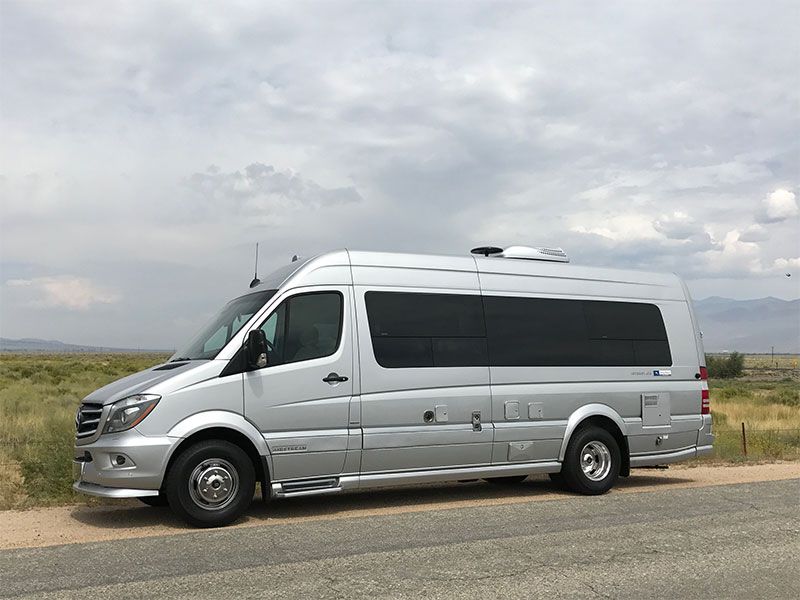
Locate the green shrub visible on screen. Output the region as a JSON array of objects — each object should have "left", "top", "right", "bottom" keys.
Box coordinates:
[
  {"left": 712, "top": 385, "right": 752, "bottom": 400},
  {"left": 706, "top": 352, "right": 744, "bottom": 379},
  {"left": 765, "top": 387, "right": 800, "bottom": 407}
]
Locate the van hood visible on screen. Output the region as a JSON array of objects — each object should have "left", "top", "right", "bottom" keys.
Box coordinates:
[{"left": 82, "top": 360, "right": 209, "bottom": 406}]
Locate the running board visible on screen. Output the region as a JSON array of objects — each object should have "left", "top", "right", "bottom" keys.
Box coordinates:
[
  {"left": 342, "top": 461, "right": 562, "bottom": 489},
  {"left": 270, "top": 461, "right": 562, "bottom": 499},
  {"left": 271, "top": 477, "right": 342, "bottom": 498}
]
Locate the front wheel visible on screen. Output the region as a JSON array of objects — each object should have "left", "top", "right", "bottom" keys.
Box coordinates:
[
  {"left": 165, "top": 440, "right": 255, "bottom": 527},
  {"left": 561, "top": 426, "right": 620, "bottom": 495}
]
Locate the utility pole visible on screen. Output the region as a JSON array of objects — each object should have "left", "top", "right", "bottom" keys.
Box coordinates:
[{"left": 771, "top": 345, "right": 775, "bottom": 367}]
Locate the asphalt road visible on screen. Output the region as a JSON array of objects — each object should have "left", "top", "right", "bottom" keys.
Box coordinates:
[{"left": 1, "top": 478, "right": 798, "bottom": 599}]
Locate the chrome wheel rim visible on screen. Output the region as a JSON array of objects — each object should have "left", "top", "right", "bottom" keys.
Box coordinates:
[
  {"left": 188, "top": 458, "right": 239, "bottom": 511},
  {"left": 580, "top": 441, "right": 612, "bottom": 481}
]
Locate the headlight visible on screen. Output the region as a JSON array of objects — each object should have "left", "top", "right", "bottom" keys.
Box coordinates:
[{"left": 103, "top": 394, "right": 160, "bottom": 434}]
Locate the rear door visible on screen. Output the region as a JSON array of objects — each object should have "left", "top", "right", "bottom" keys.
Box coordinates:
[{"left": 243, "top": 286, "right": 356, "bottom": 481}]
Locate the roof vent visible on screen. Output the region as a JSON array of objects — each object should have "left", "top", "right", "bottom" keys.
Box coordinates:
[{"left": 471, "top": 245, "right": 569, "bottom": 263}]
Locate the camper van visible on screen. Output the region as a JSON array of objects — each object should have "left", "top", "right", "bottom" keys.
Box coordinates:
[{"left": 73, "top": 247, "right": 713, "bottom": 527}]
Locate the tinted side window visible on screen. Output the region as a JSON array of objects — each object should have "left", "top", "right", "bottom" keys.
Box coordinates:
[
  {"left": 260, "top": 292, "right": 342, "bottom": 366},
  {"left": 365, "top": 291, "right": 487, "bottom": 368},
  {"left": 483, "top": 297, "right": 591, "bottom": 366},
  {"left": 484, "top": 297, "right": 671, "bottom": 367},
  {"left": 583, "top": 300, "right": 671, "bottom": 365}
]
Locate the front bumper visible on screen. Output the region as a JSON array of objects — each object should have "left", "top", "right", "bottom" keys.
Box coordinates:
[
  {"left": 73, "top": 428, "right": 177, "bottom": 496},
  {"left": 73, "top": 481, "right": 160, "bottom": 499}
]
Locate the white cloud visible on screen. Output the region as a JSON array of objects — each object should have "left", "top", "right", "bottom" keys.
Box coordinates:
[
  {"left": 758, "top": 189, "right": 798, "bottom": 222},
  {"left": 5, "top": 277, "right": 120, "bottom": 310},
  {"left": 701, "top": 230, "right": 763, "bottom": 276},
  {"left": 570, "top": 214, "right": 661, "bottom": 241},
  {"left": 773, "top": 257, "right": 800, "bottom": 271}
]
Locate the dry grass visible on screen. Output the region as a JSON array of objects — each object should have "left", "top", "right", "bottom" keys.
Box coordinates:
[
  {"left": 0, "top": 352, "right": 797, "bottom": 508},
  {"left": 0, "top": 353, "right": 169, "bottom": 509},
  {"left": 741, "top": 354, "right": 799, "bottom": 370},
  {"left": 712, "top": 386, "right": 800, "bottom": 430},
  {"left": 706, "top": 379, "right": 800, "bottom": 461}
]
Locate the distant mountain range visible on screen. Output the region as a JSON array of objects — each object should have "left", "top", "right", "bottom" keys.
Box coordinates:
[
  {"left": 0, "top": 338, "right": 170, "bottom": 353},
  {"left": 694, "top": 296, "right": 799, "bottom": 353},
  {"left": 2, "top": 297, "right": 798, "bottom": 354}
]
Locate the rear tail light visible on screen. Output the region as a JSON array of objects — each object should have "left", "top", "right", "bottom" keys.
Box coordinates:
[{"left": 700, "top": 366, "right": 710, "bottom": 414}]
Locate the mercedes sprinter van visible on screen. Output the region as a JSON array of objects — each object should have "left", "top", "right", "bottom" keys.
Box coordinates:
[{"left": 73, "top": 247, "right": 713, "bottom": 526}]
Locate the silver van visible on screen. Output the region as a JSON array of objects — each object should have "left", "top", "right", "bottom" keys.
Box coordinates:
[{"left": 73, "top": 246, "right": 714, "bottom": 527}]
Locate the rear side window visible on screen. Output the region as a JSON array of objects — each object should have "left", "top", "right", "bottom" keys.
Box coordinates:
[
  {"left": 482, "top": 297, "right": 591, "bottom": 366},
  {"left": 483, "top": 297, "right": 671, "bottom": 367},
  {"left": 365, "top": 291, "right": 487, "bottom": 367},
  {"left": 365, "top": 291, "right": 671, "bottom": 368}
]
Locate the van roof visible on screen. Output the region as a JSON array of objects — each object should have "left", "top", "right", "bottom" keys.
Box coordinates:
[{"left": 250, "top": 249, "right": 686, "bottom": 302}]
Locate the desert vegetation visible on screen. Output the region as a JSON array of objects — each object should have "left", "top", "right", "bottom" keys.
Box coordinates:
[
  {"left": 0, "top": 353, "right": 169, "bottom": 509},
  {"left": 0, "top": 352, "right": 797, "bottom": 509}
]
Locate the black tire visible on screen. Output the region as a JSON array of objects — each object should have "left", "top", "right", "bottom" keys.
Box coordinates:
[
  {"left": 138, "top": 493, "right": 168, "bottom": 507},
  {"left": 548, "top": 472, "right": 563, "bottom": 485},
  {"left": 484, "top": 475, "right": 528, "bottom": 485},
  {"left": 561, "top": 426, "right": 620, "bottom": 495},
  {"left": 165, "top": 440, "right": 255, "bottom": 528}
]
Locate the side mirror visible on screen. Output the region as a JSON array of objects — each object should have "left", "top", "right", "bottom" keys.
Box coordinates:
[{"left": 245, "top": 329, "right": 268, "bottom": 369}]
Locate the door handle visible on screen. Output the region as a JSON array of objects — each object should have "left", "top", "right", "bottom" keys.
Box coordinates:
[
  {"left": 322, "top": 372, "right": 349, "bottom": 384},
  {"left": 472, "top": 410, "right": 482, "bottom": 432}
]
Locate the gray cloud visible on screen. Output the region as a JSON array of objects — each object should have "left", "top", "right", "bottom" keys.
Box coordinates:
[
  {"left": 184, "top": 163, "right": 362, "bottom": 224},
  {"left": 739, "top": 224, "right": 770, "bottom": 243},
  {"left": 1, "top": 0, "right": 798, "bottom": 347}
]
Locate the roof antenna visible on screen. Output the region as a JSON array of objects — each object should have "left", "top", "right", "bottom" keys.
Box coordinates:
[
  {"left": 249, "top": 243, "right": 261, "bottom": 288},
  {"left": 470, "top": 246, "right": 504, "bottom": 257}
]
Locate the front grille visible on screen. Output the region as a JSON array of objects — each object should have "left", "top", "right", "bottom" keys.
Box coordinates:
[{"left": 75, "top": 403, "right": 104, "bottom": 439}]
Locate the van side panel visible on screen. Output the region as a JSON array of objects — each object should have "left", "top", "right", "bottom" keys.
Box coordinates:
[
  {"left": 474, "top": 260, "right": 704, "bottom": 466},
  {"left": 350, "top": 256, "right": 494, "bottom": 474}
]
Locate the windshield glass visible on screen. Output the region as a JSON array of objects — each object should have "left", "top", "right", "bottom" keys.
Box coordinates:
[{"left": 171, "top": 290, "right": 277, "bottom": 361}]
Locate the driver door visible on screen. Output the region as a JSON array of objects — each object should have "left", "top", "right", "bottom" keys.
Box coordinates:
[{"left": 243, "top": 286, "right": 355, "bottom": 482}]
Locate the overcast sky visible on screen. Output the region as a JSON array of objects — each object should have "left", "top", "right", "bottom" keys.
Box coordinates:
[{"left": 1, "top": 1, "right": 798, "bottom": 349}]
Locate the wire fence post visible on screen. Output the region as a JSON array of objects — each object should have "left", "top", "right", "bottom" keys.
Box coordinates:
[{"left": 741, "top": 422, "right": 748, "bottom": 457}]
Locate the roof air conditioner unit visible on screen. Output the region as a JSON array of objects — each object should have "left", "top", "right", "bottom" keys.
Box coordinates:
[{"left": 470, "top": 245, "right": 569, "bottom": 263}]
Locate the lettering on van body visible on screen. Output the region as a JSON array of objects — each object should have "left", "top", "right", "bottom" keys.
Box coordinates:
[{"left": 271, "top": 444, "right": 309, "bottom": 453}]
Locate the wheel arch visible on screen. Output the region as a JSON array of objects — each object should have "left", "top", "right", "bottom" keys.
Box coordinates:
[
  {"left": 559, "top": 404, "right": 630, "bottom": 477},
  {"left": 163, "top": 411, "right": 272, "bottom": 497}
]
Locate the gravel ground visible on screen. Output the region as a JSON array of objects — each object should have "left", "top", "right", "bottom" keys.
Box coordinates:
[
  {"left": 0, "top": 462, "right": 800, "bottom": 549},
  {"left": 0, "top": 475, "right": 798, "bottom": 599},
  {"left": 1, "top": 461, "right": 798, "bottom": 550}
]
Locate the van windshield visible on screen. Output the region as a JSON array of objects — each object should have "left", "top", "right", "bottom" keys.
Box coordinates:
[{"left": 171, "top": 290, "right": 277, "bottom": 361}]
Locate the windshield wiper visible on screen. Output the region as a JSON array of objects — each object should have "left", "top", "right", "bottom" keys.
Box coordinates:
[{"left": 169, "top": 357, "right": 193, "bottom": 362}]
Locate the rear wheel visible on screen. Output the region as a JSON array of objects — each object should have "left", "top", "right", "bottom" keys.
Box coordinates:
[
  {"left": 561, "top": 426, "right": 620, "bottom": 495},
  {"left": 165, "top": 440, "right": 255, "bottom": 527},
  {"left": 484, "top": 475, "right": 528, "bottom": 485}
]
